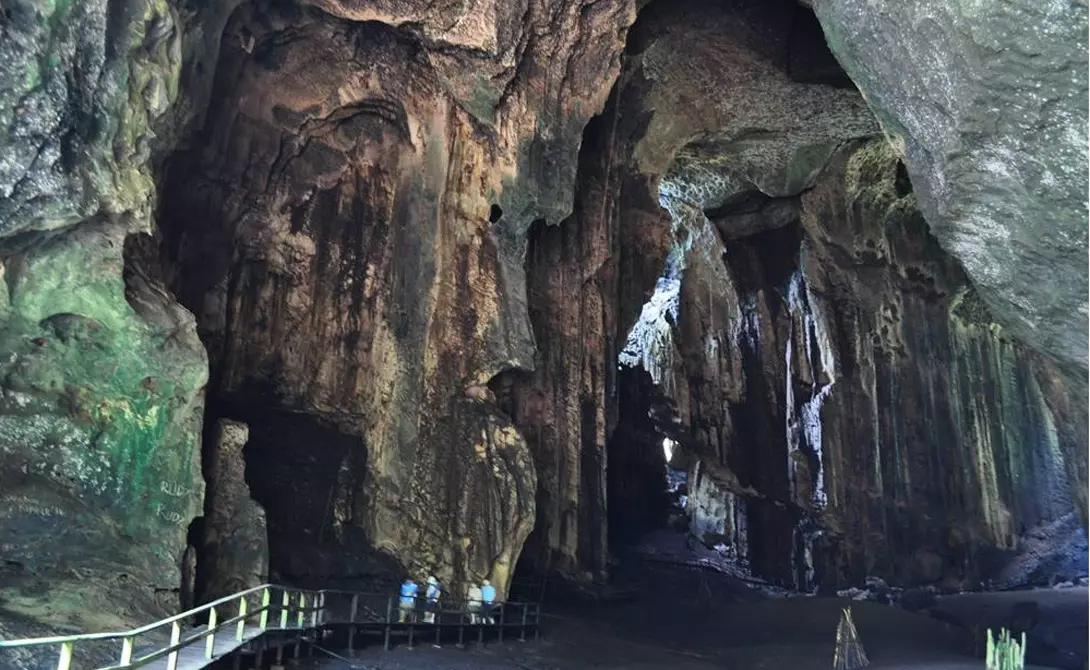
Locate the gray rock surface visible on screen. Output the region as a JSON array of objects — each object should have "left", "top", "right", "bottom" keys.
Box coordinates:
[
  {"left": 0, "top": 0, "right": 181, "bottom": 236},
  {"left": 813, "top": 0, "right": 1089, "bottom": 371}
]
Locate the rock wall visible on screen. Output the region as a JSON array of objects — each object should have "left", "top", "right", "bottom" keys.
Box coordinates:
[
  {"left": 197, "top": 419, "right": 268, "bottom": 607},
  {"left": 812, "top": 0, "right": 1089, "bottom": 373},
  {"left": 0, "top": 0, "right": 209, "bottom": 650},
  {"left": 673, "top": 140, "right": 1084, "bottom": 590},
  {"left": 0, "top": 0, "right": 1086, "bottom": 649},
  {"left": 504, "top": 0, "right": 877, "bottom": 578},
  {"left": 158, "top": 0, "right": 633, "bottom": 595}
]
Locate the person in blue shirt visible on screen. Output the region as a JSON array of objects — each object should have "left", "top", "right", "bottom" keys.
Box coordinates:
[
  {"left": 423, "top": 575, "right": 441, "bottom": 623},
  {"left": 480, "top": 579, "right": 497, "bottom": 624},
  {"left": 398, "top": 578, "right": 419, "bottom": 622}
]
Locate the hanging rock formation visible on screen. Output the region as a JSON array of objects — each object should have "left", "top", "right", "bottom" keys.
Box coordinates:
[
  {"left": 811, "top": 0, "right": 1089, "bottom": 373},
  {"left": 504, "top": 0, "right": 877, "bottom": 578},
  {"left": 675, "top": 140, "right": 1084, "bottom": 590}
]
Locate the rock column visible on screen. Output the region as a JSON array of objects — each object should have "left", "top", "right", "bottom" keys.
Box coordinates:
[{"left": 199, "top": 419, "right": 269, "bottom": 604}]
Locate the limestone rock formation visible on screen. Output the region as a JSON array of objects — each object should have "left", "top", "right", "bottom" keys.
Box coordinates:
[
  {"left": 812, "top": 0, "right": 1090, "bottom": 373},
  {"left": 0, "top": 0, "right": 1086, "bottom": 656},
  {"left": 504, "top": 0, "right": 877, "bottom": 578},
  {"left": 197, "top": 419, "right": 268, "bottom": 606},
  {"left": 157, "top": 0, "right": 628, "bottom": 595},
  {"left": 0, "top": 0, "right": 213, "bottom": 651},
  {"left": 0, "top": 222, "right": 207, "bottom": 634},
  {"left": 674, "top": 139, "right": 1084, "bottom": 589},
  {"left": 0, "top": 0, "right": 179, "bottom": 235}
]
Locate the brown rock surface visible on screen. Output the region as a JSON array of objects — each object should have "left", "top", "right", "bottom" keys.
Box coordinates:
[
  {"left": 158, "top": 0, "right": 632, "bottom": 594},
  {"left": 197, "top": 419, "right": 268, "bottom": 606}
]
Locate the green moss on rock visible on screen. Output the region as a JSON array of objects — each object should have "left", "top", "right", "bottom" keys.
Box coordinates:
[{"left": 0, "top": 222, "right": 206, "bottom": 630}]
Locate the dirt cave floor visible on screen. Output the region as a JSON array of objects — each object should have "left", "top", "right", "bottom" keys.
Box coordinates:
[{"left": 289, "top": 567, "right": 1087, "bottom": 670}]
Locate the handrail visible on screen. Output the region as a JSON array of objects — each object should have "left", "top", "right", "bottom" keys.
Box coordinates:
[
  {"left": 0, "top": 584, "right": 324, "bottom": 670},
  {"left": 0, "top": 584, "right": 299, "bottom": 648},
  {"left": 0, "top": 583, "right": 543, "bottom": 670}
]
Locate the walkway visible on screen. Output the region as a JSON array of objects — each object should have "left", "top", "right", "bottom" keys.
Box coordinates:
[{"left": 0, "top": 584, "right": 542, "bottom": 670}]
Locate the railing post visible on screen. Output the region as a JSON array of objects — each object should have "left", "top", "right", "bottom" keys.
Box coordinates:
[
  {"left": 294, "top": 594, "right": 306, "bottom": 659},
  {"left": 498, "top": 603, "right": 505, "bottom": 643},
  {"left": 119, "top": 636, "right": 134, "bottom": 665},
  {"left": 534, "top": 604, "right": 541, "bottom": 640},
  {"left": 280, "top": 590, "right": 290, "bottom": 629},
  {"left": 520, "top": 603, "right": 528, "bottom": 642},
  {"left": 56, "top": 641, "right": 73, "bottom": 670},
  {"left": 311, "top": 592, "right": 322, "bottom": 627},
  {"left": 260, "top": 587, "right": 271, "bottom": 630},
  {"left": 347, "top": 594, "right": 359, "bottom": 651},
  {"left": 205, "top": 606, "right": 218, "bottom": 659},
  {"left": 384, "top": 596, "right": 392, "bottom": 651},
  {"left": 166, "top": 621, "right": 181, "bottom": 670},
  {"left": 237, "top": 595, "right": 249, "bottom": 641},
  {"left": 457, "top": 597, "right": 465, "bottom": 649}
]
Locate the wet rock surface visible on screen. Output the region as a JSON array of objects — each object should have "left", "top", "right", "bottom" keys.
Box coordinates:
[
  {"left": 666, "top": 139, "right": 1085, "bottom": 591},
  {"left": 157, "top": 0, "right": 630, "bottom": 595},
  {"left": 0, "top": 223, "right": 207, "bottom": 640}
]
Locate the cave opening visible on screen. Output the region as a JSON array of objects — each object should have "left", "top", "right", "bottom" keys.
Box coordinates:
[{"left": 606, "top": 366, "right": 684, "bottom": 549}]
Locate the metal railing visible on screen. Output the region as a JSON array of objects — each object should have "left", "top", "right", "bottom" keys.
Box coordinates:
[
  {"left": 0, "top": 584, "right": 322, "bottom": 670},
  {"left": 0, "top": 585, "right": 544, "bottom": 670},
  {"left": 316, "top": 590, "right": 542, "bottom": 651}
]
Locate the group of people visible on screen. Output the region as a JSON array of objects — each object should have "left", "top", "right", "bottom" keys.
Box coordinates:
[{"left": 397, "top": 576, "right": 498, "bottom": 624}]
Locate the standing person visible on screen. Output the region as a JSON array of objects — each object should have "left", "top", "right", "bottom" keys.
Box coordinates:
[
  {"left": 424, "top": 575, "right": 441, "bottom": 623},
  {"left": 480, "top": 579, "right": 497, "bottom": 624},
  {"left": 466, "top": 582, "right": 483, "bottom": 624},
  {"left": 398, "top": 578, "right": 419, "bottom": 622}
]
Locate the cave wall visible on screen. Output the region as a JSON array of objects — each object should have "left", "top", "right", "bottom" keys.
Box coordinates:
[
  {"left": 812, "top": 0, "right": 1089, "bottom": 374},
  {"left": 0, "top": 0, "right": 1086, "bottom": 651},
  {"left": 503, "top": 0, "right": 877, "bottom": 579},
  {"left": 158, "top": 0, "right": 634, "bottom": 595},
  {"left": 497, "top": 101, "right": 673, "bottom": 579},
  {"left": 0, "top": 0, "right": 210, "bottom": 647},
  {"left": 675, "top": 140, "right": 1084, "bottom": 590}
]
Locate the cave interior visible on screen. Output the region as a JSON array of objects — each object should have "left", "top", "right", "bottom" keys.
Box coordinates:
[{"left": 0, "top": 0, "right": 1087, "bottom": 666}]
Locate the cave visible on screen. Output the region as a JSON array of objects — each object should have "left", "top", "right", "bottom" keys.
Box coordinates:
[{"left": 0, "top": 0, "right": 1087, "bottom": 667}]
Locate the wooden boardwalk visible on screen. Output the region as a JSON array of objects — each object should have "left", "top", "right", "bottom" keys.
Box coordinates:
[
  {"left": 134, "top": 625, "right": 277, "bottom": 670},
  {"left": 0, "top": 585, "right": 542, "bottom": 670}
]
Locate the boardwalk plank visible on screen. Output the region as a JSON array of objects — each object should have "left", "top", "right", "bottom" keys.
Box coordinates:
[{"left": 135, "top": 625, "right": 276, "bottom": 670}]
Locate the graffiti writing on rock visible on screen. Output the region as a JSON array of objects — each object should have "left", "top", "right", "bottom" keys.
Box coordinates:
[
  {"left": 160, "top": 481, "right": 190, "bottom": 497},
  {"left": 156, "top": 504, "right": 186, "bottom": 525}
]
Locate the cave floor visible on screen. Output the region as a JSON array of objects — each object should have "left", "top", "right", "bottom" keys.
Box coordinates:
[
  {"left": 290, "top": 576, "right": 1074, "bottom": 670},
  {"left": 291, "top": 597, "right": 1059, "bottom": 670}
]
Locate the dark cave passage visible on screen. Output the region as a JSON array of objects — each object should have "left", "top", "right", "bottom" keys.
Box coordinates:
[{"left": 606, "top": 366, "right": 681, "bottom": 549}]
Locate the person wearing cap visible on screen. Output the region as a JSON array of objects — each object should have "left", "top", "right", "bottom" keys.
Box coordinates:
[
  {"left": 466, "top": 582, "right": 483, "bottom": 624},
  {"left": 424, "top": 575, "right": 442, "bottom": 623},
  {"left": 398, "top": 578, "right": 419, "bottom": 622}
]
